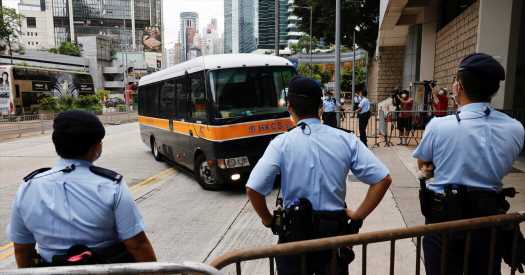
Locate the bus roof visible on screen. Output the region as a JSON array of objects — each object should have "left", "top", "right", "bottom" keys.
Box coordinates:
[
  {"left": 0, "top": 65, "right": 90, "bottom": 75},
  {"left": 139, "top": 54, "right": 294, "bottom": 86}
]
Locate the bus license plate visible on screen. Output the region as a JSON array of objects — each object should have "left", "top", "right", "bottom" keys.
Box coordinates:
[{"left": 225, "top": 157, "right": 250, "bottom": 168}]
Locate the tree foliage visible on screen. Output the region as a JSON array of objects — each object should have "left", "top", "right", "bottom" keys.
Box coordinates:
[
  {"left": 0, "top": 6, "right": 24, "bottom": 54},
  {"left": 298, "top": 64, "right": 333, "bottom": 84},
  {"left": 49, "top": 42, "right": 81, "bottom": 56},
  {"left": 293, "top": 0, "right": 379, "bottom": 56},
  {"left": 290, "top": 34, "right": 319, "bottom": 54},
  {"left": 341, "top": 65, "right": 367, "bottom": 92}
]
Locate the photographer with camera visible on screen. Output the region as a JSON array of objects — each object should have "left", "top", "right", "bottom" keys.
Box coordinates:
[
  {"left": 414, "top": 53, "right": 525, "bottom": 275},
  {"left": 246, "top": 76, "right": 392, "bottom": 275},
  {"left": 395, "top": 90, "right": 413, "bottom": 145}
]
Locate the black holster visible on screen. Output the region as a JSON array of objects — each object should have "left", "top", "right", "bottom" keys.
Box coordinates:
[
  {"left": 50, "top": 242, "right": 134, "bottom": 266},
  {"left": 277, "top": 198, "right": 363, "bottom": 266}
]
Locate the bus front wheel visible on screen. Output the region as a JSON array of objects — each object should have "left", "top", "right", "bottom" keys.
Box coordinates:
[
  {"left": 150, "top": 137, "right": 163, "bottom": 162},
  {"left": 194, "top": 154, "right": 224, "bottom": 191}
]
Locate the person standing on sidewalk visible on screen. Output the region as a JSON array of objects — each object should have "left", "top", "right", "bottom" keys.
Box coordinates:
[
  {"left": 396, "top": 90, "right": 414, "bottom": 145},
  {"left": 413, "top": 53, "right": 525, "bottom": 275},
  {"left": 246, "top": 76, "right": 392, "bottom": 275},
  {"left": 356, "top": 89, "right": 371, "bottom": 147},
  {"left": 322, "top": 90, "right": 338, "bottom": 127}
]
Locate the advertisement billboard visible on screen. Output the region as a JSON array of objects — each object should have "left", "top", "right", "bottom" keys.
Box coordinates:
[{"left": 143, "top": 26, "right": 162, "bottom": 53}]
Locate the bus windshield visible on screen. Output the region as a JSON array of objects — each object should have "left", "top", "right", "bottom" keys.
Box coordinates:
[{"left": 208, "top": 67, "right": 295, "bottom": 119}]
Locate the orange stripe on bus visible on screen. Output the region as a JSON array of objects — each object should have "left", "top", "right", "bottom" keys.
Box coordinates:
[{"left": 138, "top": 116, "right": 293, "bottom": 141}]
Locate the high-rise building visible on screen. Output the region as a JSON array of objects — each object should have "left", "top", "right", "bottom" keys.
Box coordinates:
[
  {"left": 201, "top": 18, "right": 224, "bottom": 56},
  {"left": 287, "top": 0, "right": 304, "bottom": 48},
  {"left": 179, "top": 12, "right": 199, "bottom": 62},
  {"left": 18, "top": 0, "right": 55, "bottom": 50},
  {"left": 28, "top": 0, "right": 162, "bottom": 51},
  {"left": 224, "top": 0, "right": 257, "bottom": 53},
  {"left": 257, "top": 0, "right": 288, "bottom": 50}
]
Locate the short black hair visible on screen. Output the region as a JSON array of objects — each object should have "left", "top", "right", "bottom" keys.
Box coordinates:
[
  {"left": 287, "top": 76, "right": 322, "bottom": 117},
  {"left": 457, "top": 70, "right": 500, "bottom": 102},
  {"left": 289, "top": 96, "right": 322, "bottom": 117},
  {"left": 52, "top": 110, "right": 105, "bottom": 159}
]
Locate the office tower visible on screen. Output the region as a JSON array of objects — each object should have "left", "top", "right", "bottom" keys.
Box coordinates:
[
  {"left": 224, "top": 0, "right": 256, "bottom": 53},
  {"left": 257, "top": 0, "right": 288, "bottom": 50},
  {"left": 179, "top": 12, "right": 199, "bottom": 61}
]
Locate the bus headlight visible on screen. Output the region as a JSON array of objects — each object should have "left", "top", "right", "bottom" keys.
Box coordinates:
[
  {"left": 217, "top": 156, "right": 250, "bottom": 169},
  {"left": 231, "top": 174, "right": 241, "bottom": 181}
]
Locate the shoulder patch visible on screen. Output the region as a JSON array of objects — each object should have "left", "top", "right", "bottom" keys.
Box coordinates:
[
  {"left": 89, "top": 166, "right": 123, "bottom": 183},
  {"left": 24, "top": 168, "right": 52, "bottom": 182}
]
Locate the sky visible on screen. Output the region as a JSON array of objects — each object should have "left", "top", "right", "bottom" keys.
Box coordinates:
[
  {"left": 2, "top": 0, "right": 224, "bottom": 49},
  {"left": 163, "top": 0, "right": 224, "bottom": 49}
]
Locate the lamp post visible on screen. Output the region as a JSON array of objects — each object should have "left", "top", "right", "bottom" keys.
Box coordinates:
[
  {"left": 291, "top": 5, "right": 313, "bottom": 76},
  {"left": 351, "top": 26, "right": 360, "bottom": 106}
]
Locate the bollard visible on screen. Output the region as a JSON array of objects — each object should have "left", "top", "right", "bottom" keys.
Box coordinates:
[{"left": 40, "top": 114, "right": 45, "bottom": 134}]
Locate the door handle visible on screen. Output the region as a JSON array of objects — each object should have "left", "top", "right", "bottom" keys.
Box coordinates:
[{"left": 189, "top": 130, "right": 193, "bottom": 136}]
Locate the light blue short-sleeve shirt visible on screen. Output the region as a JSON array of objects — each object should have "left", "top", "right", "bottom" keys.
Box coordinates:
[
  {"left": 358, "top": 97, "right": 370, "bottom": 114},
  {"left": 413, "top": 102, "right": 525, "bottom": 193},
  {"left": 247, "top": 118, "right": 389, "bottom": 211},
  {"left": 7, "top": 158, "right": 145, "bottom": 262},
  {"left": 323, "top": 97, "right": 338, "bottom": 113}
]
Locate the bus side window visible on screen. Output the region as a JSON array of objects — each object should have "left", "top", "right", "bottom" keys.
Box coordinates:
[
  {"left": 175, "top": 77, "right": 189, "bottom": 120},
  {"left": 159, "top": 80, "right": 175, "bottom": 118},
  {"left": 190, "top": 73, "right": 207, "bottom": 121}
]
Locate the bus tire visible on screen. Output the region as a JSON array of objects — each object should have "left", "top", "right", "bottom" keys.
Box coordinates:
[
  {"left": 150, "top": 137, "right": 163, "bottom": 162},
  {"left": 194, "top": 154, "right": 224, "bottom": 191}
]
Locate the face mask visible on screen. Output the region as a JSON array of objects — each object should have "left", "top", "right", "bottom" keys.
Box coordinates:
[
  {"left": 438, "top": 90, "right": 445, "bottom": 96},
  {"left": 401, "top": 94, "right": 408, "bottom": 99}
]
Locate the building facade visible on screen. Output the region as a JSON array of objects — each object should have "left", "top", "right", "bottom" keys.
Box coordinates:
[
  {"left": 257, "top": 0, "right": 288, "bottom": 50},
  {"left": 179, "top": 12, "right": 199, "bottom": 62},
  {"left": 286, "top": 0, "right": 304, "bottom": 48},
  {"left": 18, "top": 0, "right": 55, "bottom": 50},
  {"left": 224, "top": 0, "right": 257, "bottom": 53},
  {"left": 18, "top": 0, "right": 162, "bottom": 52},
  {"left": 372, "top": 0, "right": 525, "bottom": 123}
]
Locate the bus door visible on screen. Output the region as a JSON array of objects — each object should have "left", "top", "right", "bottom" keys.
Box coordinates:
[
  {"left": 173, "top": 75, "right": 193, "bottom": 168},
  {"left": 188, "top": 72, "right": 208, "bottom": 157}
]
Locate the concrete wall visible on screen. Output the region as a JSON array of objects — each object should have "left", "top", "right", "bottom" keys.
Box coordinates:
[
  {"left": 433, "top": 1, "right": 479, "bottom": 92},
  {"left": 373, "top": 46, "right": 405, "bottom": 103},
  {"left": 477, "top": 0, "right": 515, "bottom": 109}
]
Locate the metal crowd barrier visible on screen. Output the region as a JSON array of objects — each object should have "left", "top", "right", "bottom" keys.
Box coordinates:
[
  {"left": 0, "top": 262, "right": 222, "bottom": 275},
  {"left": 209, "top": 212, "right": 525, "bottom": 275},
  {"left": 338, "top": 111, "right": 381, "bottom": 147},
  {"left": 0, "top": 112, "right": 138, "bottom": 139},
  {"left": 373, "top": 110, "right": 455, "bottom": 146}
]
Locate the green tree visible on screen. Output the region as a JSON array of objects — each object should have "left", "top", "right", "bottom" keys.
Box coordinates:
[
  {"left": 290, "top": 35, "right": 319, "bottom": 54},
  {"left": 341, "top": 66, "right": 367, "bottom": 92},
  {"left": 49, "top": 42, "right": 81, "bottom": 56},
  {"left": 0, "top": 6, "right": 24, "bottom": 56},
  {"left": 293, "top": 0, "right": 379, "bottom": 56}
]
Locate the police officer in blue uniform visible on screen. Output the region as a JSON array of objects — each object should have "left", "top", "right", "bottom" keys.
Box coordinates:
[
  {"left": 414, "top": 53, "right": 525, "bottom": 275},
  {"left": 7, "top": 110, "right": 157, "bottom": 267},
  {"left": 246, "top": 76, "right": 392, "bottom": 275},
  {"left": 356, "top": 88, "right": 371, "bottom": 147},
  {"left": 322, "top": 90, "right": 338, "bottom": 127}
]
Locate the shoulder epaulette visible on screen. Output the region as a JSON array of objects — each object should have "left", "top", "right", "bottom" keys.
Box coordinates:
[
  {"left": 287, "top": 126, "right": 297, "bottom": 132},
  {"left": 89, "top": 166, "right": 123, "bottom": 183},
  {"left": 24, "top": 168, "right": 52, "bottom": 182}
]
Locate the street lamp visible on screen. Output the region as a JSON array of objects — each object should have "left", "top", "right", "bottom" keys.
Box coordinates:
[{"left": 291, "top": 5, "right": 313, "bottom": 77}]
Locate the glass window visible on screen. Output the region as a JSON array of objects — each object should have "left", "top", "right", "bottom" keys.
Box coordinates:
[
  {"left": 190, "top": 73, "right": 207, "bottom": 121},
  {"left": 26, "top": 17, "right": 36, "bottom": 28},
  {"left": 175, "top": 78, "right": 189, "bottom": 119},
  {"left": 208, "top": 67, "right": 296, "bottom": 120},
  {"left": 159, "top": 80, "right": 175, "bottom": 118}
]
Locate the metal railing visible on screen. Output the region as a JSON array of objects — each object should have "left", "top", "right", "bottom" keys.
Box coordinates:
[
  {"left": 209, "top": 212, "right": 525, "bottom": 275},
  {"left": 338, "top": 111, "right": 381, "bottom": 147},
  {"left": 0, "top": 112, "right": 138, "bottom": 139},
  {"left": 0, "top": 261, "right": 222, "bottom": 275}
]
